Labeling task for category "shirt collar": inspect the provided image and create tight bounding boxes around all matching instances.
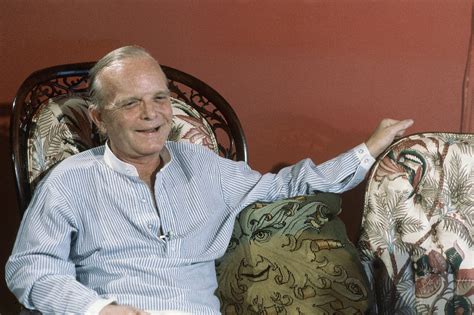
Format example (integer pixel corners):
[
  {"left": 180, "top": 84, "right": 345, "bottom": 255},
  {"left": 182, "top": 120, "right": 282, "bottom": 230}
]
[{"left": 103, "top": 142, "right": 172, "bottom": 177}]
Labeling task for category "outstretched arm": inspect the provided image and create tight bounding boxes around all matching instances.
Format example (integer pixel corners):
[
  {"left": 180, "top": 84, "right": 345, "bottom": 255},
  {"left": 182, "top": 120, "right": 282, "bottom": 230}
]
[{"left": 365, "top": 118, "right": 414, "bottom": 158}]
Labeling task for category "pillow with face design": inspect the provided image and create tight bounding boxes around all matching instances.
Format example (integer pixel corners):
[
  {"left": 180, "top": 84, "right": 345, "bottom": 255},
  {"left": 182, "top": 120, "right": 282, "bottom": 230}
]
[{"left": 215, "top": 194, "right": 372, "bottom": 315}]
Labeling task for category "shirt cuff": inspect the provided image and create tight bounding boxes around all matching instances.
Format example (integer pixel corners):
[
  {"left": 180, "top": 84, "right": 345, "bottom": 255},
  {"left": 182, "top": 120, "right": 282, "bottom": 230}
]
[
  {"left": 85, "top": 298, "right": 116, "bottom": 315},
  {"left": 354, "top": 143, "right": 375, "bottom": 169},
  {"left": 349, "top": 143, "right": 376, "bottom": 184}
]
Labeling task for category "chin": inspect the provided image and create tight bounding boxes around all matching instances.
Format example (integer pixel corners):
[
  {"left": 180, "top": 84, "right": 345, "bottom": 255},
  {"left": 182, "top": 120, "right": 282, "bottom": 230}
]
[
  {"left": 141, "top": 138, "right": 167, "bottom": 151},
  {"left": 140, "top": 147, "right": 165, "bottom": 157}
]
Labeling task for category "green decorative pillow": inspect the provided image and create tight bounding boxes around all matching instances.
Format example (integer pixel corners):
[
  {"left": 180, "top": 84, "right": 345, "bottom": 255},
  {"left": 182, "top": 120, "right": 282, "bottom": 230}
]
[{"left": 216, "top": 194, "right": 371, "bottom": 314}]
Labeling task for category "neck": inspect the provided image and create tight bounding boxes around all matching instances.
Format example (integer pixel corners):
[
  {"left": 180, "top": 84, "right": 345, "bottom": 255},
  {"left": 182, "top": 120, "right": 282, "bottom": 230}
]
[
  {"left": 134, "top": 155, "right": 163, "bottom": 189},
  {"left": 105, "top": 143, "right": 166, "bottom": 189}
]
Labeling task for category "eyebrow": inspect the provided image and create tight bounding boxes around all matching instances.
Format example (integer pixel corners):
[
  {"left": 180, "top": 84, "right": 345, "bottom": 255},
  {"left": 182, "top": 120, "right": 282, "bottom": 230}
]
[
  {"left": 114, "top": 97, "right": 140, "bottom": 107},
  {"left": 156, "top": 90, "right": 171, "bottom": 96},
  {"left": 114, "top": 90, "right": 171, "bottom": 106}
]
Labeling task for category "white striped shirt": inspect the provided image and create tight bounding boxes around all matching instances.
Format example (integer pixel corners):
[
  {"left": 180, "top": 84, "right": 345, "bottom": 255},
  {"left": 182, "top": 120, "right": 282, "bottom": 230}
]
[{"left": 6, "top": 141, "right": 374, "bottom": 314}]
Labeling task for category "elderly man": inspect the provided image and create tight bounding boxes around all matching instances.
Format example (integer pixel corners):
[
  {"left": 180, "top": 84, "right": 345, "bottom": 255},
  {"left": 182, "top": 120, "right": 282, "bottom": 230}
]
[{"left": 6, "top": 46, "right": 413, "bottom": 315}]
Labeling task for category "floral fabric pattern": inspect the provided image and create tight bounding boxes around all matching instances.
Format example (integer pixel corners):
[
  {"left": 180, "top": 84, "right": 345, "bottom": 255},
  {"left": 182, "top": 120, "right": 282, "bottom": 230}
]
[
  {"left": 216, "top": 194, "right": 371, "bottom": 315},
  {"left": 27, "top": 95, "right": 218, "bottom": 189},
  {"left": 358, "top": 133, "right": 474, "bottom": 314}
]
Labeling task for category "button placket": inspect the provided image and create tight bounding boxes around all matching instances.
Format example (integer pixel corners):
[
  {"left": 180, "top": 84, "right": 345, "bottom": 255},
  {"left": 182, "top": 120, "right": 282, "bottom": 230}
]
[
  {"left": 169, "top": 243, "right": 176, "bottom": 252},
  {"left": 155, "top": 174, "right": 172, "bottom": 240},
  {"left": 135, "top": 183, "right": 161, "bottom": 238}
]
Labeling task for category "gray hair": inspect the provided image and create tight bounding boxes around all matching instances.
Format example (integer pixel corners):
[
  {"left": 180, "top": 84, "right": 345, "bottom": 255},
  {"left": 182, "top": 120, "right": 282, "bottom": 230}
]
[{"left": 88, "top": 45, "right": 158, "bottom": 109}]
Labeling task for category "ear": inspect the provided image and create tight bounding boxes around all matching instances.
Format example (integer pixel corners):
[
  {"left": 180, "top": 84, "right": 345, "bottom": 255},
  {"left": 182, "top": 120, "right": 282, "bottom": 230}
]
[{"left": 88, "top": 105, "right": 107, "bottom": 134}]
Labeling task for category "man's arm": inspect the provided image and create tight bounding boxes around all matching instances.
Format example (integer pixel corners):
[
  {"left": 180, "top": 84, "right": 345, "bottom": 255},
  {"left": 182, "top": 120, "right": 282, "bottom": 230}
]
[
  {"left": 5, "top": 184, "right": 103, "bottom": 313},
  {"left": 217, "top": 118, "right": 414, "bottom": 207},
  {"left": 306, "top": 118, "right": 414, "bottom": 193}
]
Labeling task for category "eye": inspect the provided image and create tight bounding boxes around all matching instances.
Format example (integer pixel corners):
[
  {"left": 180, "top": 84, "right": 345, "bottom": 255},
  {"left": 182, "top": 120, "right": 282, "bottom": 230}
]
[
  {"left": 119, "top": 99, "right": 139, "bottom": 109},
  {"left": 226, "top": 237, "right": 239, "bottom": 252},
  {"left": 154, "top": 92, "right": 170, "bottom": 103},
  {"left": 251, "top": 229, "right": 271, "bottom": 243}
]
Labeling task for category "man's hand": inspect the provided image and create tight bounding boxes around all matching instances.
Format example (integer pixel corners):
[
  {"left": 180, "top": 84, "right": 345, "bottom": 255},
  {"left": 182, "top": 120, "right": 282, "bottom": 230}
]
[
  {"left": 99, "top": 304, "right": 150, "bottom": 315},
  {"left": 365, "top": 118, "right": 414, "bottom": 158}
]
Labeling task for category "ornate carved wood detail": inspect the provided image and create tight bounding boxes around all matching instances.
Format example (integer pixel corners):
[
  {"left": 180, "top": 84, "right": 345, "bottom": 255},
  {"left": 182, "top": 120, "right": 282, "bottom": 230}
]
[
  {"left": 17, "top": 70, "right": 242, "bottom": 161},
  {"left": 167, "top": 79, "right": 236, "bottom": 160},
  {"left": 19, "top": 76, "right": 89, "bottom": 133},
  {"left": 11, "top": 63, "right": 247, "bottom": 215}
]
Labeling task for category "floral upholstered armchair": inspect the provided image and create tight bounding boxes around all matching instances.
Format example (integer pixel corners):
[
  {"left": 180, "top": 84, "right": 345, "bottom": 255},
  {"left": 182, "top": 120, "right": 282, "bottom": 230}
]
[
  {"left": 358, "top": 133, "right": 474, "bottom": 314},
  {"left": 11, "top": 63, "right": 372, "bottom": 314}
]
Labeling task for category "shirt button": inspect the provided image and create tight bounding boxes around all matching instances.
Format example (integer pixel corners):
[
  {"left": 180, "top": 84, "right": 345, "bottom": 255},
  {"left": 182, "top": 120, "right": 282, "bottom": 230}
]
[
  {"left": 141, "top": 198, "right": 147, "bottom": 203},
  {"left": 363, "top": 158, "right": 369, "bottom": 164},
  {"left": 358, "top": 149, "right": 364, "bottom": 154},
  {"left": 147, "top": 224, "right": 153, "bottom": 229}
]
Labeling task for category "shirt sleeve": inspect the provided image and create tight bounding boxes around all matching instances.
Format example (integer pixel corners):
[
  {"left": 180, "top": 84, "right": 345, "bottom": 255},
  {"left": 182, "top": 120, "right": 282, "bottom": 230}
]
[
  {"left": 5, "top": 183, "right": 102, "bottom": 314},
  {"left": 315, "top": 142, "right": 375, "bottom": 191},
  {"left": 218, "top": 143, "right": 375, "bottom": 208}
]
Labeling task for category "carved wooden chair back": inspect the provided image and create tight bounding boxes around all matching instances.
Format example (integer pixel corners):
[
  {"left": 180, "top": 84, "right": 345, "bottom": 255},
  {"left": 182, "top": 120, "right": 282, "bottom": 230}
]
[{"left": 11, "top": 62, "right": 248, "bottom": 216}]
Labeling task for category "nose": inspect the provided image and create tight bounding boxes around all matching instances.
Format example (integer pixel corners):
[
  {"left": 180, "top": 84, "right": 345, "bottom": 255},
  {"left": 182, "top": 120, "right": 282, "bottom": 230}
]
[
  {"left": 139, "top": 100, "right": 157, "bottom": 120},
  {"left": 241, "top": 254, "right": 264, "bottom": 267}
]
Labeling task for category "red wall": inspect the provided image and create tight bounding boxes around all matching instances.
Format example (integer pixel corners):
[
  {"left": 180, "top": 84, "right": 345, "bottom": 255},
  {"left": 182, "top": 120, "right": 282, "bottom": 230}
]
[{"left": 0, "top": 0, "right": 472, "bottom": 312}]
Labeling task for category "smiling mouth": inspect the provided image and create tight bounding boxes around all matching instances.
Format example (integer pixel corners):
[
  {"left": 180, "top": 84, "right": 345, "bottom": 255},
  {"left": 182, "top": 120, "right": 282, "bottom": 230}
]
[
  {"left": 137, "top": 126, "right": 160, "bottom": 134},
  {"left": 240, "top": 266, "right": 270, "bottom": 282}
]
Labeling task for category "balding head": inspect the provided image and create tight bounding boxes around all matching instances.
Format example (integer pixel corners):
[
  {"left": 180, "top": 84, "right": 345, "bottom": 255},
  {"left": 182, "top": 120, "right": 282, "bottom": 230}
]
[{"left": 89, "top": 46, "right": 165, "bottom": 110}]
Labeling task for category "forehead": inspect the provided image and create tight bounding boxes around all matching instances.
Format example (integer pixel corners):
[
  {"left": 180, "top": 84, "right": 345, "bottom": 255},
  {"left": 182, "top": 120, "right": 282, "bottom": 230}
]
[{"left": 99, "top": 57, "right": 168, "bottom": 97}]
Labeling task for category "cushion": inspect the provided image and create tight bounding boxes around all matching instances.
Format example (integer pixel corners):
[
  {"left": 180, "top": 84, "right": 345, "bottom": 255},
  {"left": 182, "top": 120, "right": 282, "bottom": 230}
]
[
  {"left": 27, "top": 94, "right": 219, "bottom": 188},
  {"left": 358, "top": 133, "right": 474, "bottom": 314},
  {"left": 216, "top": 193, "right": 371, "bottom": 314},
  {"left": 168, "top": 97, "right": 218, "bottom": 151}
]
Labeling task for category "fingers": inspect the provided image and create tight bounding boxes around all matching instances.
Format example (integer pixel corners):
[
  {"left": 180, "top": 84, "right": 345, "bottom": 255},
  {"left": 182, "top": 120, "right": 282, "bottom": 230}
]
[
  {"left": 99, "top": 304, "right": 151, "bottom": 315},
  {"left": 380, "top": 118, "right": 413, "bottom": 138},
  {"left": 365, "top": 118, "right": 414, "bottom": 158},
  {"left": 395, "top": 118, "right": 414, "bottom": 130},
  {"left": 129, "top": 309, "right": 150, "bottom": 315},
  {"left": 392, "top": 119, "right": 414, "bottom": 136},
  {"left": 381, "top": 118, "right": 413, "bottom": 131}
]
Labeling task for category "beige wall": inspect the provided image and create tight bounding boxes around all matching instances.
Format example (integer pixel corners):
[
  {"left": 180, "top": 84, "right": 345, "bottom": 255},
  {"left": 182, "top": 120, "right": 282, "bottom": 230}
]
[{"left": 0, "top": 0, "right": 471, "bottom": 312}]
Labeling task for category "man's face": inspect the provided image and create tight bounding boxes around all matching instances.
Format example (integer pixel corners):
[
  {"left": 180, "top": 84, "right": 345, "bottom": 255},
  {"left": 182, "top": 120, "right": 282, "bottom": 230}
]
[{"left": 91, "top": 57, "right": 172, "bottom": 164}]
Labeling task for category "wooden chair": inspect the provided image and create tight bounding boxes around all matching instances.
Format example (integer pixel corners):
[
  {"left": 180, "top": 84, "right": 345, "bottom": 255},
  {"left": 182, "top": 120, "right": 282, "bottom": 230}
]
[{"left": 10, "top": 62, "right": 248, "bottom": 216}]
